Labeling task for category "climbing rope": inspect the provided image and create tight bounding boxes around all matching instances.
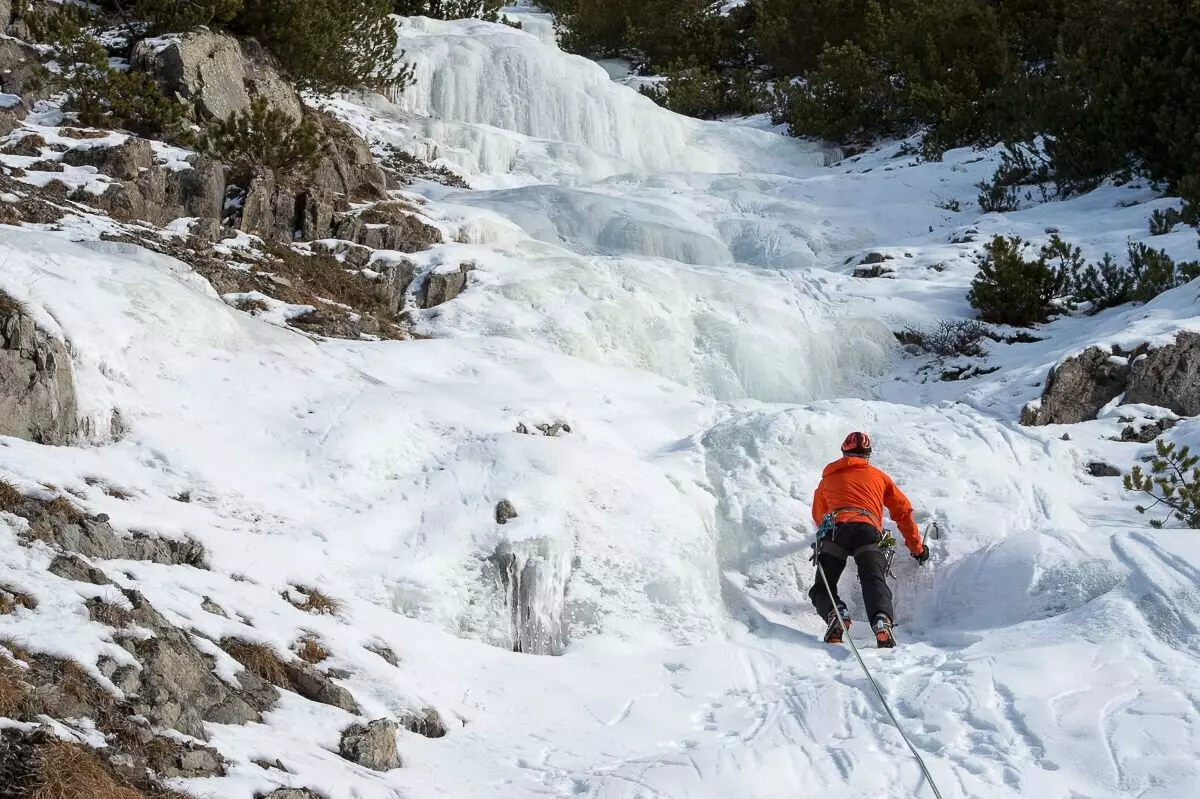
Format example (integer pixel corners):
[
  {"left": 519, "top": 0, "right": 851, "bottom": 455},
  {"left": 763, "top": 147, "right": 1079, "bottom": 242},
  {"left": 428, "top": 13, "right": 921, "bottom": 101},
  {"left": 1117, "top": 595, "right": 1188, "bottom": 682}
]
[{"left": 815, "top": 527, "right": 947, "bottom": 799}]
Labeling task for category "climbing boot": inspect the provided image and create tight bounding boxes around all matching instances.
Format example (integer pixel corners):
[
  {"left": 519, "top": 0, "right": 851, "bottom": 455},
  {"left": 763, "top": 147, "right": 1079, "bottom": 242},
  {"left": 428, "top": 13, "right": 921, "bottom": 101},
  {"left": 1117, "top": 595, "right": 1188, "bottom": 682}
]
[
  {"left": 872, "top": 614, "right": 896, "bottom": 648},
  {"left": 823, "top": 607, "right": 851, "bottom": 644}
]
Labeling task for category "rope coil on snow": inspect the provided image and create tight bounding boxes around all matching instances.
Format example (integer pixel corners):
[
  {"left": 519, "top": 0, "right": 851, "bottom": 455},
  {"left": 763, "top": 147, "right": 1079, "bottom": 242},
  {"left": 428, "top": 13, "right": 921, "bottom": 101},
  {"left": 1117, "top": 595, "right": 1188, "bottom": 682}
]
[{"left": 816, "top": 531, "right": 946, "bottom": 799}]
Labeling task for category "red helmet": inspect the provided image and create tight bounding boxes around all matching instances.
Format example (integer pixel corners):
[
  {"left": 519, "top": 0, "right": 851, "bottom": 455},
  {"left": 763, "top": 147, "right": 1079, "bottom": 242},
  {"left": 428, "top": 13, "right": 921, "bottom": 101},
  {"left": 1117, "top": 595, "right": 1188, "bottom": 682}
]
[{"left": 841, "top": 431, "right": 872, "bottom": 457}]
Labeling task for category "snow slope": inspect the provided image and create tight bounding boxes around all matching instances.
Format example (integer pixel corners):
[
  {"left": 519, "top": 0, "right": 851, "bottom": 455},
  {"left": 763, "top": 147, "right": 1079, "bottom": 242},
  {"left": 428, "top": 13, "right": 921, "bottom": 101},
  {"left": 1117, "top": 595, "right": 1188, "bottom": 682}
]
[{"left": 4, "top": 14, "right": 1200, "bottom": 799}]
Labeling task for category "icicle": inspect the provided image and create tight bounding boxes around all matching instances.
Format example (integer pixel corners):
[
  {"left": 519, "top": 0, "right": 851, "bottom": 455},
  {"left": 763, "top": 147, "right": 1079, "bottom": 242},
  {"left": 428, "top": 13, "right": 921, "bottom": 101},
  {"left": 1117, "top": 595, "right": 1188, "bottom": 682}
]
[{"left": 490, "top": 537, "right": 570, "bottom": 655}]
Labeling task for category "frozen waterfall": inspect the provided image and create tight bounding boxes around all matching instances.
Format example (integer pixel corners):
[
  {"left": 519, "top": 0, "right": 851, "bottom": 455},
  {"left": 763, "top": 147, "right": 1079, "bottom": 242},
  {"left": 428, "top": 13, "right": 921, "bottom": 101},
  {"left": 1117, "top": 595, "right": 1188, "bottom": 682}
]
[{"left": 379, "top": 16, "right": 837, "bottom": 181}]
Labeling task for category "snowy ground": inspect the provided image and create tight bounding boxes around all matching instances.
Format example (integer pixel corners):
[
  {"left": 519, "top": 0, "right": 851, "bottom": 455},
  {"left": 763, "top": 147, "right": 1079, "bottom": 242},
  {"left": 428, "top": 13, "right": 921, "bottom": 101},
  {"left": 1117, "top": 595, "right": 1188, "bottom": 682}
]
[{"left": 4, "top": 13, "right": 1200, "bottom": 799}]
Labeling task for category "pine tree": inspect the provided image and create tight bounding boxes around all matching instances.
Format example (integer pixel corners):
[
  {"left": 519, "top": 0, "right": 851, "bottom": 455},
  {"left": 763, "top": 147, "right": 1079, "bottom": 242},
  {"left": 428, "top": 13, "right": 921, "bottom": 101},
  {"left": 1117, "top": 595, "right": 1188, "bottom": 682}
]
[
  {"left": 201, "top": 98, "right": 323, "bottom": 180},
  {"left": 967, "top": 235, "right": 1072, "bottom": 326},
  {"left": 1124, "top": 439, "right": 1200, "bottom": 529}
]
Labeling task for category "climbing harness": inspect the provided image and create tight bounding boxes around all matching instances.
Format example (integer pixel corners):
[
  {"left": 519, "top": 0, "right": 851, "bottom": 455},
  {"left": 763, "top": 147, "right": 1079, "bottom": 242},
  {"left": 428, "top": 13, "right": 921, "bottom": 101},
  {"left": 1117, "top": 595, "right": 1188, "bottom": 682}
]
[
  {"left": 810, "top": 507, "right": 885, "bottom": 562},
  {"left": 814, "top": 525, "right": 947, "bottom": 799}
]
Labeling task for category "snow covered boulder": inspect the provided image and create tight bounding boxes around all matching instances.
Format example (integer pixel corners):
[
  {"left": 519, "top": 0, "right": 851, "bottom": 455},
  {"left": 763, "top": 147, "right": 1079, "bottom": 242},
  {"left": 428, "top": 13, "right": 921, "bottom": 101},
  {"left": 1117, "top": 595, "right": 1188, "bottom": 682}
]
[
  {"left": 61, "top": 138, "right": 154, "bottom": 181},
  {"left": 132, "top": 31, "right": 303, "bottom": 123},
  {"left": 0, "top": 296, "right": 78, "bottom": 444},
  {"left": 419, "top": 261, "right": 475, "bottom": 308},
  {"left": 339, "top": 719, "right": 401, "bottom": 771},
  {"left": 1024, "top": 333, "right": 1200, "bottom": 426},
  {"left": 1021, "top": 347, "right": 1129, "bottom": 425},
  {"left": 1124, "top": 332, "right": 1200, "bottom": 415}
]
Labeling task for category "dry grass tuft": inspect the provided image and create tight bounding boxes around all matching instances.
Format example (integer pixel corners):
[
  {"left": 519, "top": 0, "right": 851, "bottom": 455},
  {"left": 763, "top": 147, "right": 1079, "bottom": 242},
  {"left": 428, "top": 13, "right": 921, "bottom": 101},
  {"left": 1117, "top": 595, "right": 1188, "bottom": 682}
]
[
  {"left": 52, "top": 657, "right": 116, "bottom": 712},
  {"left": 45, "top": 495, "right": 85, "bottom": 522},
  {"left": 0, "top": 289, "right": 25, "bottom": 316},
  {"left": 28, "top": 738, "right": 144, "bottom": 799},
  {"left": 287, "top": 585, "right": 343, "bottom": 616},
  {"left": 59, "top": 128, "right": 109, "bottom": 139},
  {"left": 235, "top": 297, "right": 271, "bottom": 314},
  {"left": 293, "top": 635, "right": 330, "bottom": 664},
  {"left": 0, "top": 586, "right": 39, "bottom": 615},
  {"left": 0, "top": 637, "right": 33, "bottom": 664},
  {"left": 220, "top": 638, "right": 291, "bottom": 688},
  {"left": 0, "top": 479, "right": 25, "bottom": 512},
  {"left": 0, "top": 657, "right": 35, "bottom": 719},
  {"left": 87, "top": 598, "right": 134, "bottom": 628}
]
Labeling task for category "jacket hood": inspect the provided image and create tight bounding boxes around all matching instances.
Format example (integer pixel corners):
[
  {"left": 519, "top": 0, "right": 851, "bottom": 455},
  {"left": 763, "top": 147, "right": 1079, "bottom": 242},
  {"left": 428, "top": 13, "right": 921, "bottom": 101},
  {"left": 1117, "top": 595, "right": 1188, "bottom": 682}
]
[{"left": 822, "top": 456, "right": 871, "bottom": 478}]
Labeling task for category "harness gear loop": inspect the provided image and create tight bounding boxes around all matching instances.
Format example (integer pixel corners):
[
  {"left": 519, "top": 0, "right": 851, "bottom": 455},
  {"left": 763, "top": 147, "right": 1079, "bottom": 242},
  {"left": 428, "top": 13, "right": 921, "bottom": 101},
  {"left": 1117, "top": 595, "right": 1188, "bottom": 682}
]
[{"left": 811, "top": 507, "right": 888, "bottom": 563}]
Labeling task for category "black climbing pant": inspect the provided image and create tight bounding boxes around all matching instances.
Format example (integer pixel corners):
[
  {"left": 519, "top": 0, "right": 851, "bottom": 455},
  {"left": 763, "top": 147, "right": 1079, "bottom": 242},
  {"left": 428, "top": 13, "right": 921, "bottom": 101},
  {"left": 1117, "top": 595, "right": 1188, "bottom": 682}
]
[{"left": 809, "top": 521, "right": 894, "bottom": 622}]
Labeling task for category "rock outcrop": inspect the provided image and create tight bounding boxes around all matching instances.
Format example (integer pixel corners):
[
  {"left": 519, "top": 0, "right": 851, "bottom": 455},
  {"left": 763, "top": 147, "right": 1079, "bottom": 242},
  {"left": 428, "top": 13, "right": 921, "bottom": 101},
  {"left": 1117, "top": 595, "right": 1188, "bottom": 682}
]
[
  {"left": 1022, "top": 333, "right": 1200, "bottom": 426},
  {"left": 0, "top": 37, "right": 43, "bottom": 107},
  {"left": 132, "top": 30, "right": 302, "bottom": 123},
  {"left": 1020, "top": 347, "right": 1130, "bottom": 425},
  {"left": 236, "top": 170, "right": 442, "bottom": 251},
  {"left": 82, "top": 150, "right": 226, "bottom": 226},
  {"left": 1123, "top": 332, "right": 1200, "bottom": 415},
  {"left": 419, "top": 261, "right": 475, "bottom": 309},
  {"left": 339, "top": 719, "right": 401, "bottom": 771},
  {"left": 6, "top": 490, "right": 206, "bottom": 566},
  {"left": 0, "top": 299, "right": 78, "bottom": 444}
]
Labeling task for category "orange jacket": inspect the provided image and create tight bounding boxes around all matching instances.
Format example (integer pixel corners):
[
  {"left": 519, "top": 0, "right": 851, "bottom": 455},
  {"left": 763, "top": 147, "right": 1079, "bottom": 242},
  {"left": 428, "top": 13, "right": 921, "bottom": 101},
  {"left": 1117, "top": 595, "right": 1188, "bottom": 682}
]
[{"left": 812, "top": 457, "right": 922, "bottom": 555}]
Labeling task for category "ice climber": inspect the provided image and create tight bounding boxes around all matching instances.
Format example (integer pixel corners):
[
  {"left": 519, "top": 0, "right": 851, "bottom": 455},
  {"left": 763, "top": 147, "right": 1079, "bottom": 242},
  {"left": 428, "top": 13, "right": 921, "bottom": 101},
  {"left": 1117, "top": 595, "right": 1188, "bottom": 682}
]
[{"left": 809, "top": 432, "right": 929, "bottom": 648}]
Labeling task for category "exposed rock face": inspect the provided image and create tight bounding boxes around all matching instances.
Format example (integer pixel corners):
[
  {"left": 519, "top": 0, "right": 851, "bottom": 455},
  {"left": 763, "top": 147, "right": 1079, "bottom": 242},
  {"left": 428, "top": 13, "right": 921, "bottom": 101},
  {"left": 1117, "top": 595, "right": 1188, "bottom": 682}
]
[
  {"left": 132, "top": 30, "right": 302, "bottom": 123},
  {"left": 62, "top": 138, "right": 153, "bottom": 181},
  {"left": 9, "top": 494, "right": 206, "bottom": 567},
  {"left": 117, "top": 590, "right": 279, "bottom": 739},
  {"left": 400, "top": 707, "right": 447, "bottom": 739},
  {"left": 1124, "top": 333, "right": 1200, "bottom": 415},
  {"left": 339, "top": 719, "right": 401, "bottom": 771},
  {"left": 281, "top": 662, "right": 361, "bottom": 714},
  {"left": 308, "top": 113, "right": 390, "bottom": 201},
  {"left": 1021, "top": 348, "right": 1131, "bottom": 425},
  {"left": 419, "top": 262, "right": 475, "bottom": 309},
  {"left": 237, "top": 170, "right": 442, "bottom": 252},
  {"left": 0, "top": 302, "right": 78, "bottom": 444},
  {"left": 85, "top": 152, "right": 225, "bottom": 226},
  {"left": 0, "top": 37, "right": 43, "bottom": 102},
  {"left": 1023, "top": 334, "right": 1200, "bottom": 426}
]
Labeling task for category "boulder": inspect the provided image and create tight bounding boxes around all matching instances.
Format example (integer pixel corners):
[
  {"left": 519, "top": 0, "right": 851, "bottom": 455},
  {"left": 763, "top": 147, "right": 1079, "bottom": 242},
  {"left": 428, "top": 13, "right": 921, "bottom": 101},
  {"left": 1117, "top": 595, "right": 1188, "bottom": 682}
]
[
  {"left": 419, "top": 261, "right": 475, "bottom": 309},
  {"left": 495, "top": 499, "right": 518, "bottom": 525},
  {"left": 1023, "top": 333, "right": 1200, "bottom": 426},
  {"left": 338, "top": 719, "right": 401, "bottom": 771},
  {"left": 0, "top": 301, "right": 78, "bottom": 444},
  {"left": 355, "top": 204, "right": 442, "bottom": 252},
  {"left": 1020, "top": 347, "right": 1130, "bottom": 426},
  {"left": 1124, "top": 332, "right": 1200, "bottom": 415},
  {"left": 400, "top": 707, "right": 447, "bottom": 739},
  {"left": 132, "top": 30, "right": 303, "bottom": 123},
  {"left": 280, "top": 662, "right": 361, "bottom": 714},
  {"left": 61, "top": 138, "right": 153, "bottom": 181}
]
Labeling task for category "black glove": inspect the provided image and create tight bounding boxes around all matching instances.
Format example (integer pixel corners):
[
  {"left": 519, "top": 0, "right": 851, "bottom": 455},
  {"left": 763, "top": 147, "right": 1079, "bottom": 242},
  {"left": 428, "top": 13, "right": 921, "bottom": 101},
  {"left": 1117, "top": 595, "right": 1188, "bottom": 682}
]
[{"left": 912, "top": 545, "right": 930, "bottom": 565}]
